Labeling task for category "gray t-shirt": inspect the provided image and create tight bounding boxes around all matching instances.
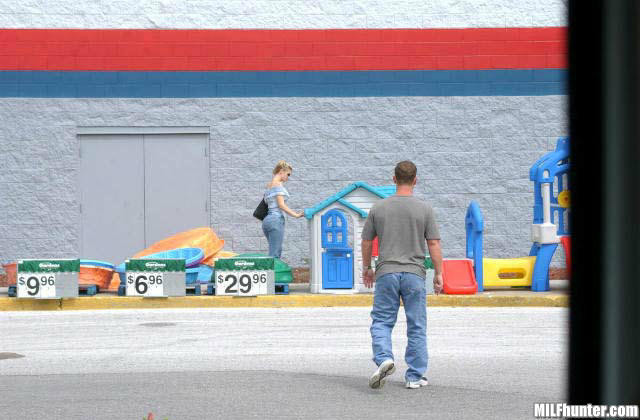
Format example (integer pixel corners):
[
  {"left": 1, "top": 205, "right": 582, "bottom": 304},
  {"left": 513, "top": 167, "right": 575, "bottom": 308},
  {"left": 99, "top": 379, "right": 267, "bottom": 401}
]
[{"left": 362, "top": 195, "right": 440, "bottom": 280}]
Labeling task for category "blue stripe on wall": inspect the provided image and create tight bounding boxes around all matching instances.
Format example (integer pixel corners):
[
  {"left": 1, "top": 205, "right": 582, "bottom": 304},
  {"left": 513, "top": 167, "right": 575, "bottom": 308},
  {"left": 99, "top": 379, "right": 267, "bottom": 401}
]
[{"left": 0, "top": 69, "right": 567, "bottom": 98}]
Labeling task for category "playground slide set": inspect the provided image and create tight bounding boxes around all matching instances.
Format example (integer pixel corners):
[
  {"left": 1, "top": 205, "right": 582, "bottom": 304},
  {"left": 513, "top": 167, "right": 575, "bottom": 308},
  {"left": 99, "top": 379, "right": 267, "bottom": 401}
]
[{"left": 442, "top": 137, "right": 571, "bottom": 294}]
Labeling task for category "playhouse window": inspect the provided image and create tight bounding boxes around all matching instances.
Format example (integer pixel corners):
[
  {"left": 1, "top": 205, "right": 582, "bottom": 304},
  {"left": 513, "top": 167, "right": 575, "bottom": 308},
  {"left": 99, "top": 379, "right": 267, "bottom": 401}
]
[
  {"left": 336, "top": 218, "right": 341, "bottom": 227},
  {"left": 337, "top": 232, "right": 342, "bottom": 243}
]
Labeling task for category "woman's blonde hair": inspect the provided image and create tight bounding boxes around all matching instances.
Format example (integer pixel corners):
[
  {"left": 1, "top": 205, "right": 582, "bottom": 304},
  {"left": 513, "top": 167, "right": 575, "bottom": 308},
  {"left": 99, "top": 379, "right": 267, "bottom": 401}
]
[{"left": 273, "top": 160, "right": 293, "bottom": 175}]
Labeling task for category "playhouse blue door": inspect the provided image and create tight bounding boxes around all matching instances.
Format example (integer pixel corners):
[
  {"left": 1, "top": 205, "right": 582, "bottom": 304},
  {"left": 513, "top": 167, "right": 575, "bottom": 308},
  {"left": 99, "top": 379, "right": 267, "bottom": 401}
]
[
  {"left": 321, "top": 209, "right": 353, "bottom": 289},
  {"left": 323, "top": 251, "right": 353, "bottom": 289}
]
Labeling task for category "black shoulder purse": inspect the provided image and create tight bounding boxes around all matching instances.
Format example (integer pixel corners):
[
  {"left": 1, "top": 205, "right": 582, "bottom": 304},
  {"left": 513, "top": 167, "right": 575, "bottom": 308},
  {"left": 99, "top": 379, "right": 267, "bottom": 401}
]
[{"left": 253, "top": 198, "right": 268, "bottom": 221}]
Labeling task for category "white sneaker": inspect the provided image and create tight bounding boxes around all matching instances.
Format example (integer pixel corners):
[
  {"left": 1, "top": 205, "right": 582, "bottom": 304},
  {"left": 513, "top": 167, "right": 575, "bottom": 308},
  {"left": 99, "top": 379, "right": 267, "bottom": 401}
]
[
  {"left": 405, "top": 377, "right": 429, "bottom": 389},
  {"left": 368, "top": 359, "right": 396, "bottom": 389}
]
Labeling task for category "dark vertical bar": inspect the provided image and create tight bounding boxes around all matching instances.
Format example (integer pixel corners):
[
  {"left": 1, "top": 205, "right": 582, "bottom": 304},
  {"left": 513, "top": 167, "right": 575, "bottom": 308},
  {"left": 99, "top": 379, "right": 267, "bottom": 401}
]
[
  {"left": 569, "top": 0, "right": 640, "bottom": 405},
  {"left": 601, "top": 0, "right": 640, "bottom": 405},
  {"left": 568, "top": 0, "right": 604, "bottom": 404}
]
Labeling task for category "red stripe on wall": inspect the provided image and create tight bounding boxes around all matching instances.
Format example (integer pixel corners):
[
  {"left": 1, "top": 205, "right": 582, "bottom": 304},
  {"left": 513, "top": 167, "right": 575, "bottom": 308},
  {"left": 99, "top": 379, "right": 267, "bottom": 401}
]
[{"left": 0, "top": 28, "right": 567, "bottom": 71}]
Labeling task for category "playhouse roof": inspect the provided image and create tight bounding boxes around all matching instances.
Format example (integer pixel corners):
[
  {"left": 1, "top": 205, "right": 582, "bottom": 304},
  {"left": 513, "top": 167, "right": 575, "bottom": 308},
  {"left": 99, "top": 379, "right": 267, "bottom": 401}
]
[{"left": 304, "top": 182, "right": 396, "bottom": 220}]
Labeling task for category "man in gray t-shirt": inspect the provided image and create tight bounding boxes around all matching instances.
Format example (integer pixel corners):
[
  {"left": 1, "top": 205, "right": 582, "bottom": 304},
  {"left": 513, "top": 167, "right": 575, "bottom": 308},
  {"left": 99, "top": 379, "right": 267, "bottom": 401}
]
[
  {"left": 362, "top": 160, "right": 443, "bottom": 390},
  {"left": 362, "top": 195, "right": 441, "bottom": 281}
]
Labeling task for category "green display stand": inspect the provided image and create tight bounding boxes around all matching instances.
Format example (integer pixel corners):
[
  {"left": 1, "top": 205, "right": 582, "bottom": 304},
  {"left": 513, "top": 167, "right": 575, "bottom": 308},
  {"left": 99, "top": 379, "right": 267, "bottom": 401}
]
[
  {"left": 424, "top": 256, "right": 435, "bottom": 295},
  {"left": 236, "top": 253, "right": 293, "bottom": 284},
  {"left": 424, "top": 256, "right": 434, "bottom": 270}
]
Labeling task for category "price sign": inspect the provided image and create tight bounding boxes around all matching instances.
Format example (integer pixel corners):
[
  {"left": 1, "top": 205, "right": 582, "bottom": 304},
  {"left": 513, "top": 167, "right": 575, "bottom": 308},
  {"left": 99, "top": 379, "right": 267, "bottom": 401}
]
[
  {"left": 214, "top": 257, "right": 275, "bottom": 296},
  {"left": 126, "top": 272, "right": 164, "bottom": 297},
  {"left": 17, "top": 274, "right": 56, "bottom": 298},
  {"left": 16, "top": 259, "right": 79, "bottom": 299},
  {"left": 216, "top": 270, "right": 268, "bottom": 296},
  {"left": 125, "top": 259, "right": 185, "bottom": 297}
]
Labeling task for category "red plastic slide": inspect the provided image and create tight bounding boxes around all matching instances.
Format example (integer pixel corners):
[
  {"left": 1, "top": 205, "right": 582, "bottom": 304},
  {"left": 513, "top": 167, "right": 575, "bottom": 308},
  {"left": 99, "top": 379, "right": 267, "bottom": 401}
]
[
  {"left": 442, "top": 259, "right": 477, "bottom": 294},
  {"left": 560, "top": 236, "right": 571, "bottom": 279}
]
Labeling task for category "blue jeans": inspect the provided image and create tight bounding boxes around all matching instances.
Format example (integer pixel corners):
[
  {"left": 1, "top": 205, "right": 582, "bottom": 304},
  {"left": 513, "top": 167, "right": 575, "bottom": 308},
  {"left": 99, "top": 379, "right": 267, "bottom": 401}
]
[
  {"left": 370, "top": 272, "right": 428, "bottom": 382},
  {"left": 262, "top": 213, "right": 285, "bottom": 258}
]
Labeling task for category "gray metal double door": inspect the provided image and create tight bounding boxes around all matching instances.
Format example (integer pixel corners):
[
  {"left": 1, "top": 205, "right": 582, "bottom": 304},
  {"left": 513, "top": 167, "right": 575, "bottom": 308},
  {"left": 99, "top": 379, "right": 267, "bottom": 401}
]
[{"left": 79, "top": 133, "right": 209, "bottom": 265}]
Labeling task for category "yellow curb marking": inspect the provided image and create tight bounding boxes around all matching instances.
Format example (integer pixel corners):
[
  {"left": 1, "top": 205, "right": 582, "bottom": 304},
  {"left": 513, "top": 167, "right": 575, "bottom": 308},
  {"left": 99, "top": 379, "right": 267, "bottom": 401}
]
[{"left": 0, "top": 294, "right": 568, "bottom": 311}]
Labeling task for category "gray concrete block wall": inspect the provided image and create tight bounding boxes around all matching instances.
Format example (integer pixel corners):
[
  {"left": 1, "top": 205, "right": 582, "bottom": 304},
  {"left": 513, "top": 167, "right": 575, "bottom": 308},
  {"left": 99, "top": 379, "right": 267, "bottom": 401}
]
[
  {"left": 0, "top": 96, "right": 568, "bottom": 270},
  {"left": 0, "top": 0, "right": 566, "bottom": 29}
]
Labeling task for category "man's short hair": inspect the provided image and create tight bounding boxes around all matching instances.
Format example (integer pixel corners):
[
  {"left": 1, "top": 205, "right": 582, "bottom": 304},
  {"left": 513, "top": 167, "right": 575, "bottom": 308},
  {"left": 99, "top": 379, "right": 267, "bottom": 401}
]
[{"left": 394, "top": 161, "right": 417, "bottom": 185}]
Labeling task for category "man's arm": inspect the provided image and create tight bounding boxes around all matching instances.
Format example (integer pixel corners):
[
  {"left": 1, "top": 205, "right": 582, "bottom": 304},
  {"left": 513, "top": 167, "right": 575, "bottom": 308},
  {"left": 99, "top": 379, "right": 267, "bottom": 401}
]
[
  {"left": 361, "top": 239, "right": 375, "bottom": 288},
  {"left": 427, "top": 239, "right": 443, "bottom": 294}
]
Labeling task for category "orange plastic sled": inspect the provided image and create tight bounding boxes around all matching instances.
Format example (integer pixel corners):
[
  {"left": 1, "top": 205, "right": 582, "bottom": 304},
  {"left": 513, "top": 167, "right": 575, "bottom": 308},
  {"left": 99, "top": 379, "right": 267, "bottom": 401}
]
[
  {"left": 442, "top": 259, "right": 477, "bottom": 294},
  {"left": 107, "top": 227, "right": 226, "bottom": 290}
]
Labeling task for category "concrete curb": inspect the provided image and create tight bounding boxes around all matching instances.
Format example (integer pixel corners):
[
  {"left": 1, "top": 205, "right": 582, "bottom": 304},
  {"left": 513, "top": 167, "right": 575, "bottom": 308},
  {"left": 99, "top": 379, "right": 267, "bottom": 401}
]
[{"left": 0, "top": 293, "right": 568, "bottom": 311}]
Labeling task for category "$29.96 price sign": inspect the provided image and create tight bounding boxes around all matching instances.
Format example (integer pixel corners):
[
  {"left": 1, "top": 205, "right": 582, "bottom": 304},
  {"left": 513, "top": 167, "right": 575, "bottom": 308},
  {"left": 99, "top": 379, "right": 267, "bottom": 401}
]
[
  {"left": 126, "top": 272, "right": 164, "bottom": 297},
  {"left": 17, "top": 274, "right": 56, "bottom": 298},
  {"left": 216, "top": 270, "right": 268, "bottom": 296}
]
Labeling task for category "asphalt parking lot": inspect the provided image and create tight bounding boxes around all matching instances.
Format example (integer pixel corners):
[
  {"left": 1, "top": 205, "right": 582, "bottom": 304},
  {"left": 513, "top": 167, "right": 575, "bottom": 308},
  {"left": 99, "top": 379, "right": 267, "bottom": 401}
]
[{"left": 0, "top": 306, "right": 567, "bottom": 419}]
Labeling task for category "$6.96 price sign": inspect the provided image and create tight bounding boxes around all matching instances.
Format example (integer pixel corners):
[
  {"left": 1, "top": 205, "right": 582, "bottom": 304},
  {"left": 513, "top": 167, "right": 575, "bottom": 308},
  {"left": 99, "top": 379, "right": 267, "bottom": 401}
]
[
  {"left": 17, "top": 274, "right": 56, "bottom": 298},
  {"left": 126, "top": 272, "right": 164, "bottom": 297},
  {"left": 216, "top": 270, "right": 267, "bottom": 296}
]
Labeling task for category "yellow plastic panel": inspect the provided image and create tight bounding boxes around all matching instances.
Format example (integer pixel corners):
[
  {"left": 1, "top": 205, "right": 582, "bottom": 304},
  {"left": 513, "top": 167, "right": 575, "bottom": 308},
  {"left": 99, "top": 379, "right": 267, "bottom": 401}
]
[{"left": 482, "top": 256, "right": 536, "bottom": 287}]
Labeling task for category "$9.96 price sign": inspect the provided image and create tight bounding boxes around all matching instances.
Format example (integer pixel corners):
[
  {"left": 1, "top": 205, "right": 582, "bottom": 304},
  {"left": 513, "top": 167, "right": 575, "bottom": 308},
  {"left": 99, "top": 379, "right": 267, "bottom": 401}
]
[
  {"left": 16, "top": 259, "right": 79, "bottom": 299},
  {"left": 18, "top": 273, "right": 56, "bottom": 298}
]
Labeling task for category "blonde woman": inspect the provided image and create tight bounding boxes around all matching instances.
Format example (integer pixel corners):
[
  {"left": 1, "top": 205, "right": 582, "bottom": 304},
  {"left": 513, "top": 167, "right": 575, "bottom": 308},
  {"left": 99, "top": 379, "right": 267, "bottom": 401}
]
[{"left": 262, "top": 161, "right": 303, "bottom": 258}]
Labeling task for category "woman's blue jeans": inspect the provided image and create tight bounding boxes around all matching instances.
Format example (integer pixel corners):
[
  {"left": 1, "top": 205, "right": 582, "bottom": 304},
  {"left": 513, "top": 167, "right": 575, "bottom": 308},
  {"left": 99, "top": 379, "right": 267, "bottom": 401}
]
[
  {"left": 370, "top": 272, "right": 428, "bottom": 382},
  {"left": 262, "top": 213, "right": 285, "bottom": 258}
]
